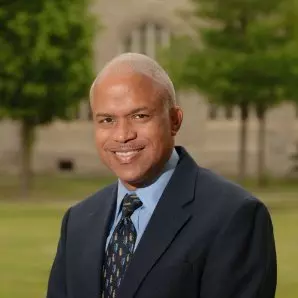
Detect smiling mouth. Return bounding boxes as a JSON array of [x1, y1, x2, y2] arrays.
[[112, 148, 144, 163]]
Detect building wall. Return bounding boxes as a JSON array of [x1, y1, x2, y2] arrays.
[[1, 100, 297, 177], [0, 0, 297, 177]]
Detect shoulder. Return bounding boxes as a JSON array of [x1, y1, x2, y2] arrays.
[[175, 146, 263, 215], [196, 166, 253, 200], [194, 166, 266, 219]]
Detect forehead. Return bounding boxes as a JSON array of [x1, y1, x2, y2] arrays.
[[92, 72, 165, 109]]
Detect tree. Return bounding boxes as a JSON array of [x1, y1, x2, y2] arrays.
[[279, 0, 298, 110], [0, 0, 97, 198], [160, 0, 298, 184], [157, 36, 195, 103], [184, 49, 252, 183]]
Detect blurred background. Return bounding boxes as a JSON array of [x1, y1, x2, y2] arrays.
[[0, 0, 297, 297]]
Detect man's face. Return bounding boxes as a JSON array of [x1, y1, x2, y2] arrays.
[[91, 72, 182, 189]]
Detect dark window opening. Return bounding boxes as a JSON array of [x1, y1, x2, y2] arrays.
[[58, 159, 75, 172], [209, 103, 218, 120]]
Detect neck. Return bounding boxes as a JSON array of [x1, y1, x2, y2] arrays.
[[120, 148, 174, 190]]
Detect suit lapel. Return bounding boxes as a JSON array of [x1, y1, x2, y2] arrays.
[[80, 184, 117, 297], [118, 147, 198, 298]]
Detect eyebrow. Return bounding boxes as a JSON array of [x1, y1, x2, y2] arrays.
[[95, 107, 153, 118], [95, 113, 114, 118]]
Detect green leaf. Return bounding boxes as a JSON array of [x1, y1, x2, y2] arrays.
[[0, 0, 98, 124]]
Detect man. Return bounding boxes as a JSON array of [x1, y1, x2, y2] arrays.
[[47, 53, 277, 298]]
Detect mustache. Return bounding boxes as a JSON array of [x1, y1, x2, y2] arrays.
[[104, 142, 147, 152]]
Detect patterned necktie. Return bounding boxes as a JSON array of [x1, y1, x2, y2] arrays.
[[101, 193, 143, 298]]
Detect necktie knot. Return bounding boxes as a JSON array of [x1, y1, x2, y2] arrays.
[[122, 193, 142, 218]]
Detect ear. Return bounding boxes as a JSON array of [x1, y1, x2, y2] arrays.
[[170, 106, 183, 136]]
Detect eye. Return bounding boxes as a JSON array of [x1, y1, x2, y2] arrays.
[[99, 117, 114, 124], [133, 114, 149, 119]]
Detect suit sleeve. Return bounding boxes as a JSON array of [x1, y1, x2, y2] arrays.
[[46, 208, 71, 298], [200, 198, 277, 298]]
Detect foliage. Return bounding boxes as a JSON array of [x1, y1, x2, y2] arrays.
[[184, 0, 296, 110], [0, 0, 97, 124], [0, 0, 98, 197], [157, 36, 195, 91], [159, 0, 298, 183]]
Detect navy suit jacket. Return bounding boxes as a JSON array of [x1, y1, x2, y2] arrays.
[[47, 146, 277, 298]]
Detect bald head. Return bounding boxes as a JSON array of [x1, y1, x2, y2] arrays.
[[89, 53, 176, 109], [90, 53, 183, 190]]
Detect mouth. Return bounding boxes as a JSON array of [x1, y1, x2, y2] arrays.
[[111, 148, 144, 164]]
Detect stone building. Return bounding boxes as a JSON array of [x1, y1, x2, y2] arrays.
[[1, 0, 298, 177]]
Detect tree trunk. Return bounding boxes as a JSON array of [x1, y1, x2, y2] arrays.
[[238, 102, 249, 183], [256, 105, 267, 187], [20, 120, 35, 199]]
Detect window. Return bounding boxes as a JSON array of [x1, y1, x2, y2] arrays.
[[71, 100, 92, 121], [208, 103, 218, 120], [120, 22, 171, 59], [69, 104, 80, 120], [155, 24, 162, 46], [139, 23, 147, 54], [225, 105, 234, 119], [123, 35, 132, 53], [208, 103, 234, 120]]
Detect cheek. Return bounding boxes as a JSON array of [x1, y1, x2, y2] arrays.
[[94, 129, 109, 150], [139, 122, 172, 150], [150, 120, 172, 140]]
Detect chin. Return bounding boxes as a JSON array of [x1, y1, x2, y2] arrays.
[[118, 174, 143, 185], [117, 170, 148, 188]]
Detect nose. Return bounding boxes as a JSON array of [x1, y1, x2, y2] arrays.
[[113, 119, 137, 143]]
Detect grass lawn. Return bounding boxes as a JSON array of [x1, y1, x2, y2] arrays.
[[0, 175, 297, 297], [0, 203, 66, 298], [0, 174, 116, 202]]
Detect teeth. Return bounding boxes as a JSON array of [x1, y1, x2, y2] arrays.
[[115, 150, 139, 157]]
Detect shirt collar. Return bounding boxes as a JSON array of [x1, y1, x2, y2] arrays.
[[116, 148, 179, 216]]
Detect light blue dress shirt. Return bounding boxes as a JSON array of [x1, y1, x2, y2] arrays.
[[105, 148, 180, 251]]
